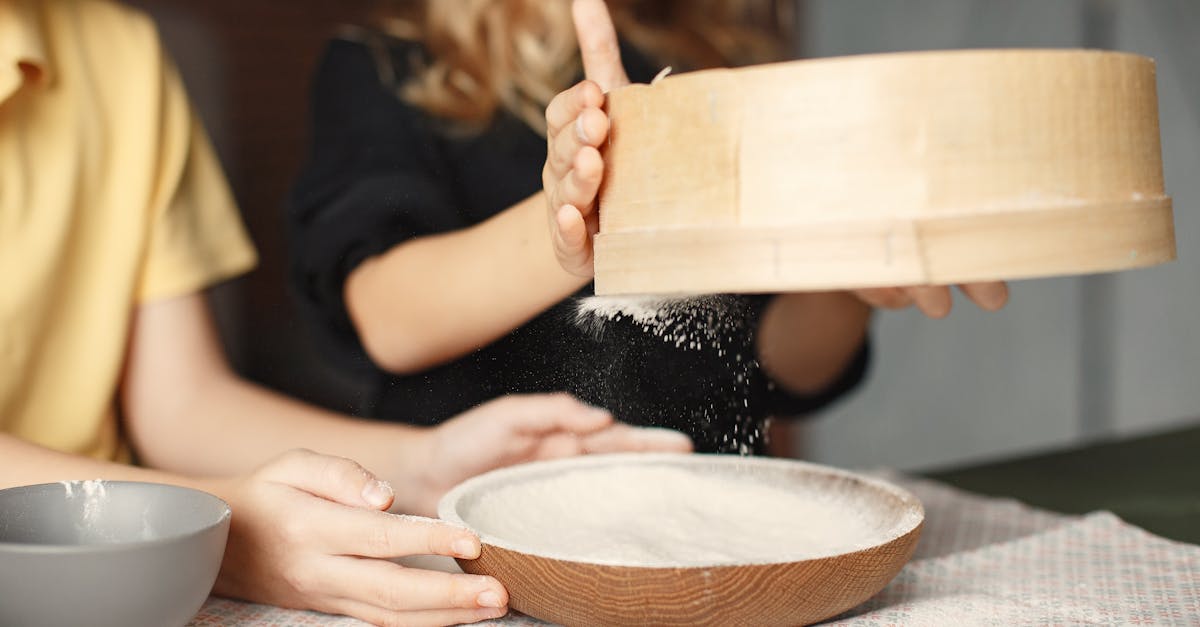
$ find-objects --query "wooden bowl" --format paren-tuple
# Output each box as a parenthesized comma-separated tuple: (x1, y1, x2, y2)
(593, 49, 1175, 295)
(438, 453, 923, 626)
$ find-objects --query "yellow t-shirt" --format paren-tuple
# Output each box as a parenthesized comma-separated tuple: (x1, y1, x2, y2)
(0, 0, 257, 461)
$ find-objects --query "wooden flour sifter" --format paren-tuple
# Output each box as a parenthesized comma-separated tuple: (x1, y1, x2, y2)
(591, 49, 1176, 296)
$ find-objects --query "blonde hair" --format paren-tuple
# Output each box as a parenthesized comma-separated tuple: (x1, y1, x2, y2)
(376, 0, 792, 132)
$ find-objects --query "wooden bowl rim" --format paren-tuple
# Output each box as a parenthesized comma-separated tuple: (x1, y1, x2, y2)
(438, 453, 924, 568)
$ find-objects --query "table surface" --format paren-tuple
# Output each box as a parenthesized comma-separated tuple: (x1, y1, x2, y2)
(926, 421, 1200, 545)
(191, 423, 1200, 625)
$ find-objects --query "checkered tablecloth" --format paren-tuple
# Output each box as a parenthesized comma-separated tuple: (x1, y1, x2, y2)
(190, 473, 1200, 626)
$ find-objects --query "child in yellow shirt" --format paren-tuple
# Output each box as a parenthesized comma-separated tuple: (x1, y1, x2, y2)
(0, 2, 688, 625)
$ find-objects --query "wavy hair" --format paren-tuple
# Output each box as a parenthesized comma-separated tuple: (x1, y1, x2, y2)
(375, 0, 793, 133)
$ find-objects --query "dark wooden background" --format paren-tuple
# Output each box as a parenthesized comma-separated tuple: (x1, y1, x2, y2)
(127, 1, 376, 412)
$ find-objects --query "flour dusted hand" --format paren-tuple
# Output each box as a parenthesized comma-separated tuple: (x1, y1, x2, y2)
(542, 0, 630, 277)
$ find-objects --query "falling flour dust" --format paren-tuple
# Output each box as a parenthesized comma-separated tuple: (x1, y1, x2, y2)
(573, 294, 766, 453)
(574, 294, 740, 349)
(468, 465, 891, 567)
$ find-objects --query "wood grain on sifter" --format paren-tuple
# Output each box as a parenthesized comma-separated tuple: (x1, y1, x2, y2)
(593, 49, 1175, 296)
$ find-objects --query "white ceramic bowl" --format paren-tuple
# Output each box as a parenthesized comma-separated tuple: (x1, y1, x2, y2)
(0, 481, 231, 627)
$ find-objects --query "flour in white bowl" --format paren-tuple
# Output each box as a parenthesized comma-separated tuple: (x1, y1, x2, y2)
(60, 479, 117, 542)
(465, 465, 888, 567)
(61, 479, 107, 527)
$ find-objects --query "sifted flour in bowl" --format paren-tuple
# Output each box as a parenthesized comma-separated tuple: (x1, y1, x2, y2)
(465, 464, 889, 567)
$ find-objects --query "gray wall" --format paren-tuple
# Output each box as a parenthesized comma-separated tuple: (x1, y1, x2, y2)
(795, 0, 1200, 471)
(134, 1, 376, 414)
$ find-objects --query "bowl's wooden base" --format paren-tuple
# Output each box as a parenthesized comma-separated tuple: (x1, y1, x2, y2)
(440, 454, 926, 627)
(594, 49, 1175, 295)
(459, 524, 921, 627)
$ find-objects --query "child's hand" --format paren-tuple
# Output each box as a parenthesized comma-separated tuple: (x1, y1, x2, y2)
(853, 282, 1010, 318)
(208, 450, 509, 627)
(414, 393, 693, 516)
(543, 0, 630, 277)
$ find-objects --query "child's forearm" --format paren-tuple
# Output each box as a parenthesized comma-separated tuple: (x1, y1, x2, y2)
(0, 434, 231, 497)
(755, 292, 872, 395)
(344, 192, 588, 374)
(119, 293, 434, 511)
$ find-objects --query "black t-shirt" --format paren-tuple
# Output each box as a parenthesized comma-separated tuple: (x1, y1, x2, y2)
(288, 33, 870, 454)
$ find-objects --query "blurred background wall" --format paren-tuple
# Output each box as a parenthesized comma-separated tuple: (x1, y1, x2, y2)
(794, 0, 1200, 471)
(127, 0, 375, 414)
(129, 0, 1198, 472)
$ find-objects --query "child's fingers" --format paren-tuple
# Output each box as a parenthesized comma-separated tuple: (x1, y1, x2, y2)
(260, 449, 394, 510)
(546, 80, 604, 137)
(319, 559, 506, 613)
(856, 283, 1007, 316)
(554, 205, 591, 268)
(503, 392, 612, 438)
(583, 425, 694, 454)
(584, 207, 600, 237)
(547, 122, 581, 173)
(314, 508, 480, 560)
(572, 0, 630, 92)
(905, 286, 953, 319)
(853, 287, 913, 310)
(958, 281, 1009, 311)
(322, 597, 506, 627)
(548, 108, 608, 173)
(533, 433, 590, 460)
(558, 148, 604, 215)
(576, 107, 610, 146)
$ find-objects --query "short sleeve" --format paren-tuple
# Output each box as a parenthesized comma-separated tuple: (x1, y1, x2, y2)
(136, 58, 257, 303)
(287, 37, 463, 364)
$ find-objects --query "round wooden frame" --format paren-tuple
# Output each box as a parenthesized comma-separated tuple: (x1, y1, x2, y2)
(593, 49, 1175, 295)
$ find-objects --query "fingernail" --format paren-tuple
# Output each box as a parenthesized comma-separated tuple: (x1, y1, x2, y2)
(477, 590, 504, 608)
(361, 480, 393, 508)
(476, 606, 506, 620)
(575, 115, 590, 143)
(453, 537, 479, 559)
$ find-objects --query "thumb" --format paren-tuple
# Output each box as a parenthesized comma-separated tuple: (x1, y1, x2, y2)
(572, 0, 630, 92)
(261, 449, 395, 511)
